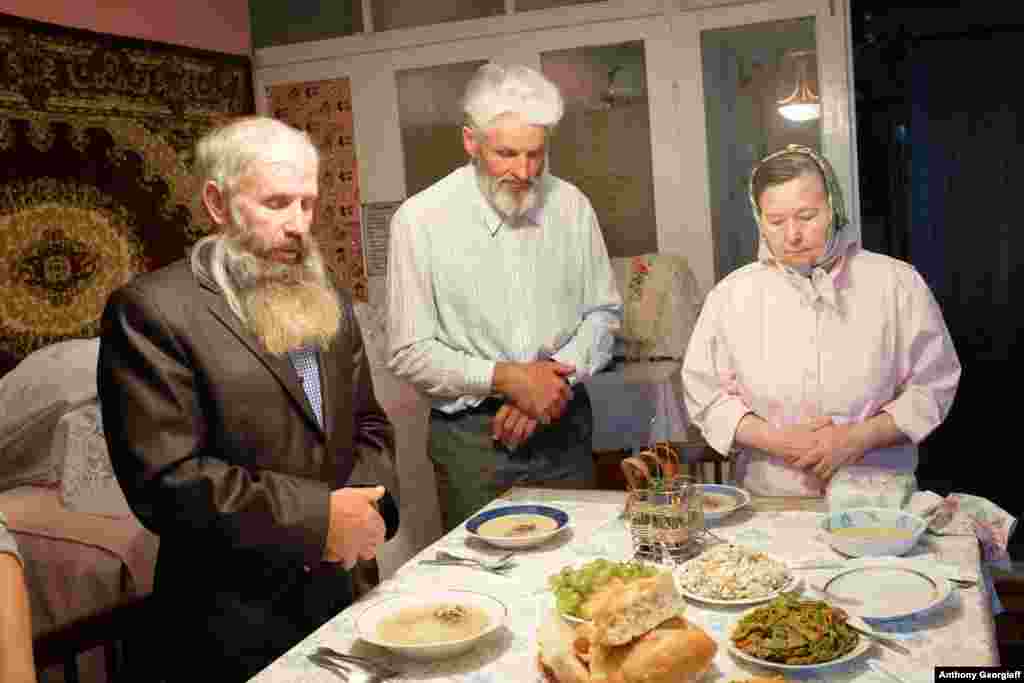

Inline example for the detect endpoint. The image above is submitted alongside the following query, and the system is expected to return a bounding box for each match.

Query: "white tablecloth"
[249,488,998,683]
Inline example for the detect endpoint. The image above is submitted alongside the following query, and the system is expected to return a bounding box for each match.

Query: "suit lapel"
[206,300,323,434]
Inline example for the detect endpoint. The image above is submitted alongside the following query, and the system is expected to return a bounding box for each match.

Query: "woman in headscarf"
[681,145,961,497]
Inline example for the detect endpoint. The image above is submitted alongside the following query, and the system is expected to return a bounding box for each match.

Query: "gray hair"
[194,116,318,196]
[462,63,564,135]
[190,234,246,323]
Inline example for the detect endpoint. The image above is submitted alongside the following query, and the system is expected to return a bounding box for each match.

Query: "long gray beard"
[218,233,342,355]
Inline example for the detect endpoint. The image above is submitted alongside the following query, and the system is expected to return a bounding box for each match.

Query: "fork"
[422,551,516,572]
[438,550,514,567]
[308,652,352,680]
[313,646,403,678]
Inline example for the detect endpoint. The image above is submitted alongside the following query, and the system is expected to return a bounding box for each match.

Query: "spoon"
[426,551,516,571]
[437,550,515,568]
[844,623,911,655]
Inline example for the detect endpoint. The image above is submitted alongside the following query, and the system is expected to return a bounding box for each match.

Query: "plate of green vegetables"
[727,593,872,671]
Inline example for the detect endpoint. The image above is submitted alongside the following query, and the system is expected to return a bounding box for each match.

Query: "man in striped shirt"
[387,63,623,531]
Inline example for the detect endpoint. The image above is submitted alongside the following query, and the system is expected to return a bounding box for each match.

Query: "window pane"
[396,60,488,197]
[542,41,657,257]
[515,0,604,11]
[372,0,504,32]
[700,17,819,279]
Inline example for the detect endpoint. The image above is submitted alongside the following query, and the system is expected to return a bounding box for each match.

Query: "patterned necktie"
[287,347,323,429]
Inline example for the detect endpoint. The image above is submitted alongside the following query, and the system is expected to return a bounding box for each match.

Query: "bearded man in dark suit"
[98,116,398,682]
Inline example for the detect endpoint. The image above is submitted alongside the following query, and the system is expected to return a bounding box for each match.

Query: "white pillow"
[0,338,101,434]
[57,402,132,518]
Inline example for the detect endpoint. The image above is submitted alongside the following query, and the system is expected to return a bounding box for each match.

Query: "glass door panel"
[541,41,657,257]
[395,60,488,197]
[700,17,819,279]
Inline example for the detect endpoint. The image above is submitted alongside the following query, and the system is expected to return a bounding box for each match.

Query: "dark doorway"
[852,4,1024,556]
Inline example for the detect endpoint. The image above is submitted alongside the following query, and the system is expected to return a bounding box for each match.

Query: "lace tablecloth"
[249,488,998,683]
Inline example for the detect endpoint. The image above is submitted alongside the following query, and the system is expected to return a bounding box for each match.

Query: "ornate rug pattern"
[0,13,253,364]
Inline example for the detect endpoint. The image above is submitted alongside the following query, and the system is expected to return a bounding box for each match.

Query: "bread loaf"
[592,572,682,646]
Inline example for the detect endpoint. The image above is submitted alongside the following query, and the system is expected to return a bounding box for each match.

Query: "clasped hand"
[775,417,862,480]
[490,360,575,449]
[496,360,574,425]
[323,486,387,569]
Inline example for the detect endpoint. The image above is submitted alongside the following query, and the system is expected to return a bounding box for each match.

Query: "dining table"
[249,486,999,682]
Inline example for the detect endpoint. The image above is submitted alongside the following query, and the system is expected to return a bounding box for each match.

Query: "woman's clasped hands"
[773,416,866,481]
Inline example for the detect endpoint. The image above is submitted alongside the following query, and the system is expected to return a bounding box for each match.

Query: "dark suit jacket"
[98,241,396,678]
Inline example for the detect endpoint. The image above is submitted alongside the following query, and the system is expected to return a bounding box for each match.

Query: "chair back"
[675,425,733,485]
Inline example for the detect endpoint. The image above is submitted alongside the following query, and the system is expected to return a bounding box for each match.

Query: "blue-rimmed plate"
[465,504,570,549]
[696,484,751,521]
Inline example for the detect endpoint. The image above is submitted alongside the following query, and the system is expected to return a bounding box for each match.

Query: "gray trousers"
[429,385,596,532]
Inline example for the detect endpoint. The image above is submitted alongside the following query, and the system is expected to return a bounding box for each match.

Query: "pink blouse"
[682,244,961,496]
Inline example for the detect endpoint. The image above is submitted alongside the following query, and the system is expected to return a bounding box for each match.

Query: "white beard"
[475,161,545,220]
[218,227,342,356]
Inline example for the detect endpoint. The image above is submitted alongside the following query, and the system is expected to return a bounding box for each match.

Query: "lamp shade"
[777,50,820,122]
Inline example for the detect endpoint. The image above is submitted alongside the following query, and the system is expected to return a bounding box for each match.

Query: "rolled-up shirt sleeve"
[550,199,622,380]
[881,269,961,443]
[681,289,752,455]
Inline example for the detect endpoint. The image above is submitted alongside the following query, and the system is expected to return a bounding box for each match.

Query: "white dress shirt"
[682,243,961,496]
[387,164,622,413]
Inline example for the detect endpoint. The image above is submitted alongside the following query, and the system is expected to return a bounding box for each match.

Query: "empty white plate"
[821,564,952,620]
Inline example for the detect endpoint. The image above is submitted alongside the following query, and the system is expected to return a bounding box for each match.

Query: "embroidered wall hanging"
[0,13,253,367]
[267,77,367,301]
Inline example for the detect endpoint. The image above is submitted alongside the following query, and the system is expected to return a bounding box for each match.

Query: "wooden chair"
[673,424,732,485]
[33,595,151,683]
[593,426,732,490]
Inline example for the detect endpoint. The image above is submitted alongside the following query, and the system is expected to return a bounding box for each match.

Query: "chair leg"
[104,640,120,682]
[64,654,80,683]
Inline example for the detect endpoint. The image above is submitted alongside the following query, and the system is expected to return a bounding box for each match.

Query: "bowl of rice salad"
[674,543,798,606]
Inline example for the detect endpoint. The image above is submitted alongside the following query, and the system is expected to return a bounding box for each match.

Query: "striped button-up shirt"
[387,164,622,413]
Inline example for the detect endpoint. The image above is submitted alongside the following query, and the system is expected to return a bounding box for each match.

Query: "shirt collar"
[759,238,856,310]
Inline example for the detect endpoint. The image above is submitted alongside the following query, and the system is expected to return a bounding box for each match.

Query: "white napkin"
[906,491,1017,565]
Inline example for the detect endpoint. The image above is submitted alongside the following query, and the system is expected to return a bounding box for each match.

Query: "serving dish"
[673,546,800,606]
[695,484,751,521]
[819,563,952,621]
[465,504,570,549]
[354,590,507,661]
[821,507,928,557]
[727,604,873,671]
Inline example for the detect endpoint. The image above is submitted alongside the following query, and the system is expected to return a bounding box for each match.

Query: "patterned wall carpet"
[0,13,252,368]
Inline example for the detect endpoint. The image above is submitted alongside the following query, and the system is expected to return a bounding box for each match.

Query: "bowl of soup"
[821,507,928,557]
[354,589,508,661]
[465,504,570,549]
